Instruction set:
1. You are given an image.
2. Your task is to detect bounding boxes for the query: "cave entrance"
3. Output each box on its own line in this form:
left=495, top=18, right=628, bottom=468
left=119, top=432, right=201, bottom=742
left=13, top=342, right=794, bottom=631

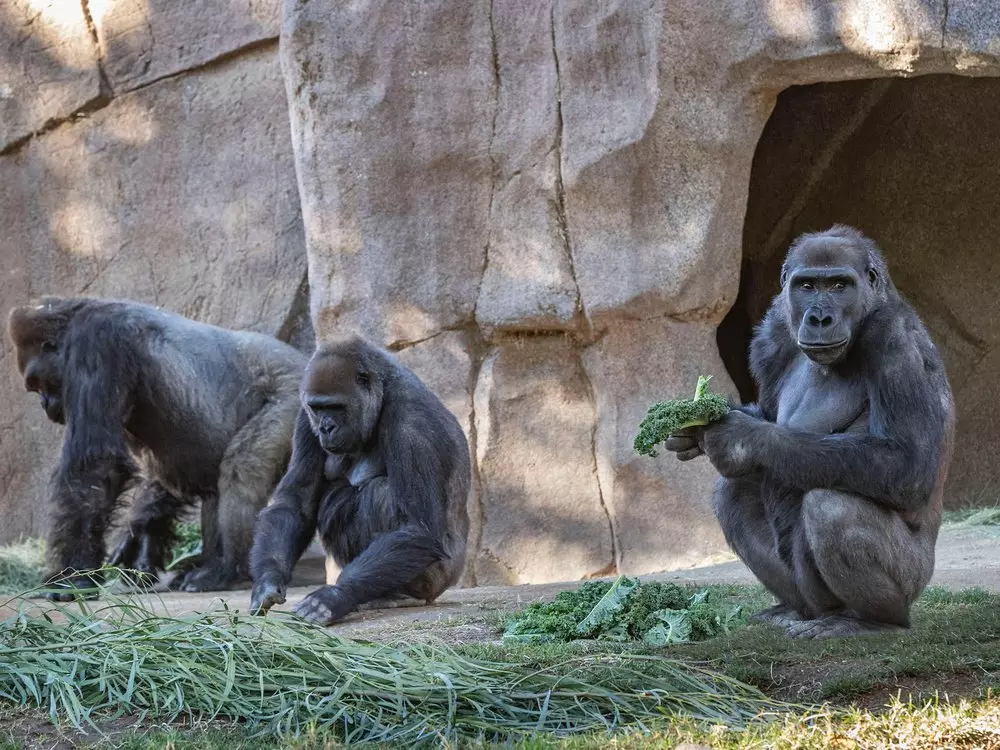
left=719, top=74, right=1000, bottom=508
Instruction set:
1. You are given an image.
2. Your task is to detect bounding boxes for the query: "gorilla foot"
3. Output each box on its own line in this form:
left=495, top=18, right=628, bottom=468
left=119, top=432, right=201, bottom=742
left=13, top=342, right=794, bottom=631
left=41, top=572, right=103, bottom=602
left=750, top=604, right=805, bottom=629
left=293, top=585, right=354, bottom=626
left=785, top=615, right=907, bottom=640
left=173, top=565, right=244, bottom=593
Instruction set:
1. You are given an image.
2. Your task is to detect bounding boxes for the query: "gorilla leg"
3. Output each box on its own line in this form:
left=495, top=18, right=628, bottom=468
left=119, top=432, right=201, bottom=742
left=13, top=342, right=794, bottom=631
left=179, top=397, right=297, bottom=592
left=786, top=489, right=934, bottom=639
left=294, top=479, right=446, bottom=626
left=109, top=480, right=187, bottom=582
left=713, top=477, right=807, bottom=625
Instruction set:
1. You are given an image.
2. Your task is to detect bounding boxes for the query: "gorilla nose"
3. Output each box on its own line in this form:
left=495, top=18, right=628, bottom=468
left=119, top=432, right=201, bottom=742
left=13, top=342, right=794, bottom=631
left=807, top=311, right=834, bottom=328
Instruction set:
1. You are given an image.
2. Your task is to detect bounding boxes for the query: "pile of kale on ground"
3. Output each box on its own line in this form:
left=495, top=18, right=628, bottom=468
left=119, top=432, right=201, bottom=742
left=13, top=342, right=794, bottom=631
left=503, top=576, right=748, bottom=646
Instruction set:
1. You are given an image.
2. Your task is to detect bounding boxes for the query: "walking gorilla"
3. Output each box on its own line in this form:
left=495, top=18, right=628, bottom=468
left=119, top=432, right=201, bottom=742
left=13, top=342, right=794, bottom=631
left=250, top=336, right=470, bottom=626
left=7, top=296, right=307, bottom=599
left=666, top=225, right=955, bottom=639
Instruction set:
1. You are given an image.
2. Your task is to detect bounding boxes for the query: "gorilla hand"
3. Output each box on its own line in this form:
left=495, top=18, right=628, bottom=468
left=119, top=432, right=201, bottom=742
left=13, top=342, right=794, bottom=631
left=699, top=409, right=764, bottom=478
left=293, top=585, right=353, bottom=626
left=663, top=427, right=705, bottom=462
left=250, top=575, right=287, bottom=616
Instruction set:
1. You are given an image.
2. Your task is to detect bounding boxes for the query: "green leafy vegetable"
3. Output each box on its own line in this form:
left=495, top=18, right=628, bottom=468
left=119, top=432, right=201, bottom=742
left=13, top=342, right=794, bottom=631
left=504, top=576, right=747, bottom=646
left=634, top=375, right=731, bottom=457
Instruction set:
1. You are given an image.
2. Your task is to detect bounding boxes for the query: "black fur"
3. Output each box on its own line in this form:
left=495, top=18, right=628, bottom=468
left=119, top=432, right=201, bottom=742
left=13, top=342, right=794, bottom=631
left=7, top=296, right=307, bottom=600
left=249, top=336, right=471, bottom=626
left=665, top=225, right=955, bottom=639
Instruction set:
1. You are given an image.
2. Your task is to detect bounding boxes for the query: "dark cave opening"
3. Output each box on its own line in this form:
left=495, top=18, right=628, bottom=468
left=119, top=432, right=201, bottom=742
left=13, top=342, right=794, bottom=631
left=719, top=74, right=1000, bottom=507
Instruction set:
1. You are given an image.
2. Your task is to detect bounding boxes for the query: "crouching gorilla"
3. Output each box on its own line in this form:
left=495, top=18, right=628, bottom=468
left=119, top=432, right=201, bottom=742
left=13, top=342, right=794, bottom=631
left=666, top=225, right=955, bottom=639
left=249, top=336, right=470, bottom=626
left=7, top=296, right=307, bottom=599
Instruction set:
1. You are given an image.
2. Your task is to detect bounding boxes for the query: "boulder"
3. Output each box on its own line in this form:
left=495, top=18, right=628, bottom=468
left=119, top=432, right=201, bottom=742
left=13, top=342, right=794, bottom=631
left=280, top=0, right=494, bottom=347
left=473, top=336, right=613, bottom=585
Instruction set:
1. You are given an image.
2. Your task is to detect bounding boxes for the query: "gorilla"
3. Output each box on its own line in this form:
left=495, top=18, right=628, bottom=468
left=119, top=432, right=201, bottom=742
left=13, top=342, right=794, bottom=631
left=7, top=296, right=308, bottom=599
left=666, top=225, right=955, bottom=639
left=249, top=336, right=471, bottom=626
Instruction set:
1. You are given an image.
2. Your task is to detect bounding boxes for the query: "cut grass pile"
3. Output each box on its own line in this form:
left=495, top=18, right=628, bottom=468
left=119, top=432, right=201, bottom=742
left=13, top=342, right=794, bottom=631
left=503, top=576, right=748, bottom=646
left=0, top=592, right=777, bottom=745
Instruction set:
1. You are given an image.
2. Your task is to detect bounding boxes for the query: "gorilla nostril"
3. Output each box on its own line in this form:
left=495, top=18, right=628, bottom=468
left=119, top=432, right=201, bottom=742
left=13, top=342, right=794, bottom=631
left=821, top=315, right=833, bottom=327
left=807, top=314, right=821, bottom=327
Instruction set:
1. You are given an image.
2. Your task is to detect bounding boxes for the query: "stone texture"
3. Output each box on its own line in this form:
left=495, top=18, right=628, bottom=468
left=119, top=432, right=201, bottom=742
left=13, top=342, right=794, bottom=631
left=393, top=331, right=481, bottom=586
left=92, top=0, right=280, bottom=93
left=0, top=0, right=102, bottom=150
left=474, top=0, right=579, bottom=334
left=0, top=46, right=305, bottom=543
left=281, top=0, right=494, bottom=347
left=583, top=320, right=731, bottom=575
left=473, top=336, right=612, bottom=585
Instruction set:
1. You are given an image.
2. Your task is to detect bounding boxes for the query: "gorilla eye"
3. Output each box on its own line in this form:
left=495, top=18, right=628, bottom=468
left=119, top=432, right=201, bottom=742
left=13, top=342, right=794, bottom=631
left=41, top=341, right=57, bottom=353
left=832, top=282, right=846, bottom=291
left=800, top=282, right=814, bottom=291
left=356, top=373, right=371, bottom=388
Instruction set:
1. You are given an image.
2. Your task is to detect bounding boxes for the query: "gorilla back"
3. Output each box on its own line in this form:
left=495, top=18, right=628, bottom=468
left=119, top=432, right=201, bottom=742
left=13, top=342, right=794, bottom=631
left=250, top=336, right=471, bottom=626
left=7, top=296, right=308, bottom=599
left=664, top=225, right=954, bottom=639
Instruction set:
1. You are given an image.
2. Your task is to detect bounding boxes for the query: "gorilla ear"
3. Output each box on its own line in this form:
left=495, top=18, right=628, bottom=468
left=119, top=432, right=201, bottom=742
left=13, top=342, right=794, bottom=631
left=779, top=265, right=789, bottom=287
left=867, top=267, right=880, bottom=288
left=356, top=372, right=371, bottom=389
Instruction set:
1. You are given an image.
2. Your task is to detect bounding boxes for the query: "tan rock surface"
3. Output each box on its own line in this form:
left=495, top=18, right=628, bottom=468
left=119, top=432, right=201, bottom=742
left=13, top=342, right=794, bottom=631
left=92, top=0, right=280, bottom=93
left=0, top=0, right=102, bottom=150
left=473, top=336, right=613, bottom=584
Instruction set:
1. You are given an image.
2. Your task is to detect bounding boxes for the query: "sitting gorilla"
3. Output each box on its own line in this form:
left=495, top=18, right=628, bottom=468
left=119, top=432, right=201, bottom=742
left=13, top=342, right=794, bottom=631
left=249, top=336, right=471, bottom=626
left=7, top=296, right=308, bottom=599
left=666, top=225, right=955, bottom=639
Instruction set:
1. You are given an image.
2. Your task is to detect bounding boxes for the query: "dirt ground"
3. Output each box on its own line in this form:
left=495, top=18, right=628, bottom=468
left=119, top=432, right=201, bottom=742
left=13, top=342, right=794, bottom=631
left=4, top=524, right=1000, bottom=643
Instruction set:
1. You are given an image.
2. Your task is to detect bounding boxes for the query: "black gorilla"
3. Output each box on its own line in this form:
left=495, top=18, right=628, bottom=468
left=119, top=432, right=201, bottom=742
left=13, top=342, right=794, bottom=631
left=667, top=225, right=955, bottom=639
left=7, top=296, right=307, bottom=599
left=249, top=336, right=471, bottom=626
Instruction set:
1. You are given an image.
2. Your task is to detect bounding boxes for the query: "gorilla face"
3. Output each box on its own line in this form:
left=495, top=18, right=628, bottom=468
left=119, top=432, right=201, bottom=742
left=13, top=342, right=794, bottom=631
left=782, top=236, right=874, bottom=367
left=302, top=350, right=376, bottom=454
left=8, top=318, right=65, bottom=424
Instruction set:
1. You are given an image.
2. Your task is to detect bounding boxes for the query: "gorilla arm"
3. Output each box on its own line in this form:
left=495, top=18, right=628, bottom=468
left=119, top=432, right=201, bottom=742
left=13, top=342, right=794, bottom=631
left=47, top=321, right=139, bottom=597
left=698, top=328, right=951, bottom=513
left=249, top=410, right=326, bottom=615
left=291, top=420, right=449, bottom=626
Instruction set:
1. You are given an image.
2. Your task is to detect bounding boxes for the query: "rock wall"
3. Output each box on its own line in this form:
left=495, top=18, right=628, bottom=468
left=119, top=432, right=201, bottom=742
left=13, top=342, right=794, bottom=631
left=3, top=0, right=1000, bottom=585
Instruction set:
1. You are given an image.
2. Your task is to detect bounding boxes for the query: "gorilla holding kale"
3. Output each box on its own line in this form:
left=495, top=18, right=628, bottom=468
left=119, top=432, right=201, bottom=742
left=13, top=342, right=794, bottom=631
left=662, top=225, right=955, bottom=639
left=6, top=297, right=307, bottom=599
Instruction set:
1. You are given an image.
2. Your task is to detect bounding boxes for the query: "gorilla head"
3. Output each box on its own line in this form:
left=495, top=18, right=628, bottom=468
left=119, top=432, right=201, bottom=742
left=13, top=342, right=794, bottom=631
left=779, top=224, right=894, bottom=366
left=7, top=298, right=78, bottom=424
left=301, top=340, right=385, bottom=454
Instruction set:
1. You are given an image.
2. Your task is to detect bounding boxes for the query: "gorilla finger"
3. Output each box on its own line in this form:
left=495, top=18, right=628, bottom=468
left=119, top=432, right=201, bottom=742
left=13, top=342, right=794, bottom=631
left=676, top=447, right=704, bottom=462
left=664, top=436, right=698, bottom=453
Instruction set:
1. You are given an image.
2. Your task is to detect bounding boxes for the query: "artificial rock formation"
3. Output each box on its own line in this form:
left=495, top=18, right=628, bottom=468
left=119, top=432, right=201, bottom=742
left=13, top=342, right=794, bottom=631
left=4, top=0, right=1000, bottom=585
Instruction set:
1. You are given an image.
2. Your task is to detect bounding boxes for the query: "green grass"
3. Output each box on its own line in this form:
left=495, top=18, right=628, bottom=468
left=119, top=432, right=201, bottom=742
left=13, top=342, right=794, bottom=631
left=943, top=505, right=1000, bottom=526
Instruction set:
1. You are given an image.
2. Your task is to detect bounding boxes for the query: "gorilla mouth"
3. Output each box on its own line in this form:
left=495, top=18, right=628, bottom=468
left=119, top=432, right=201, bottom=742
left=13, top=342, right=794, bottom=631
left=798, top=338, right=849, bottom=352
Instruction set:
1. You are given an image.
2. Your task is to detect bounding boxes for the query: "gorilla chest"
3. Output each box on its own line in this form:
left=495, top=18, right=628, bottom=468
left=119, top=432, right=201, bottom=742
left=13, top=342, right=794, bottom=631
left=324, top=452, right=386, bottom=486
left=776, top=358, right=868, bottom=434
